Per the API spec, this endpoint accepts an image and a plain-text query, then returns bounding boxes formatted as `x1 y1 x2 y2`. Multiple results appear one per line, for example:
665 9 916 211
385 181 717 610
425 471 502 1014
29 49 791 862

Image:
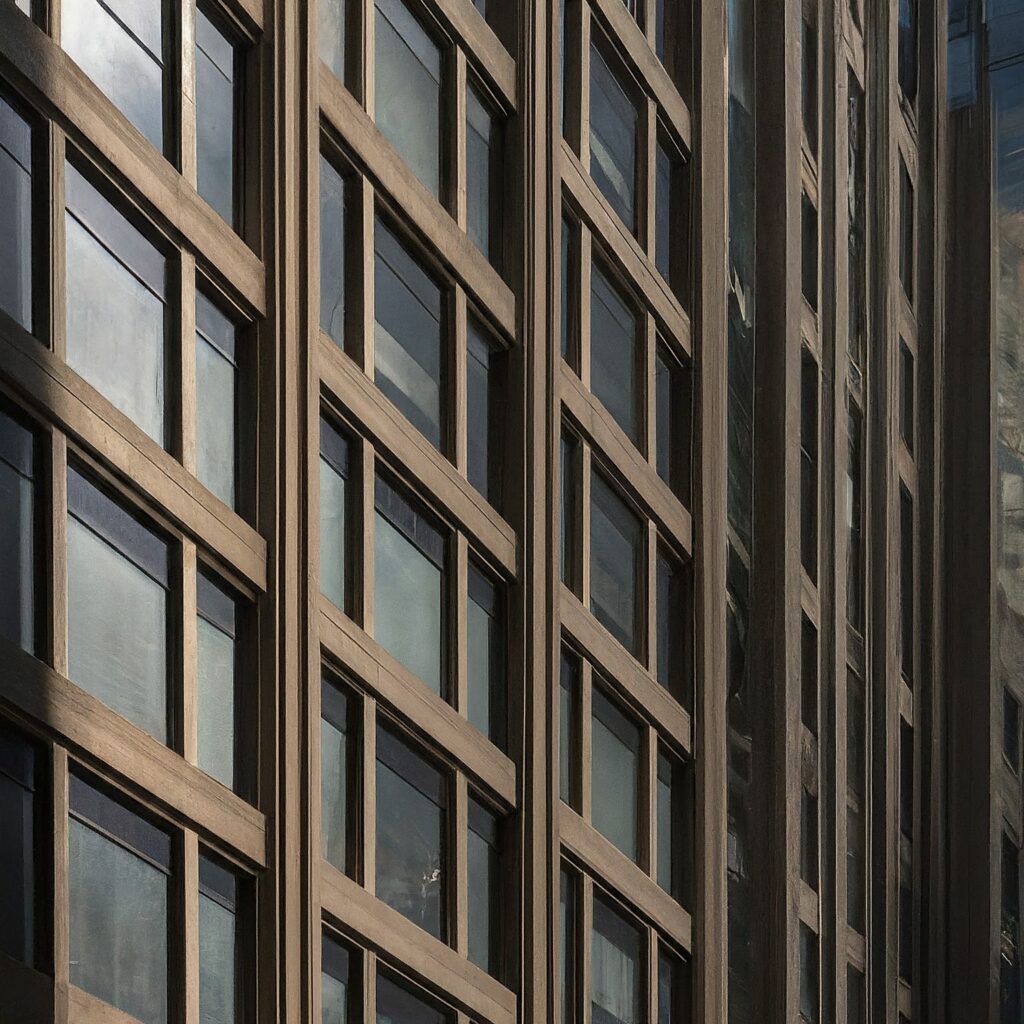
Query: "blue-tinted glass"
590 44 637 232
0 94 32 332
320 0 347 83
196 10 237 226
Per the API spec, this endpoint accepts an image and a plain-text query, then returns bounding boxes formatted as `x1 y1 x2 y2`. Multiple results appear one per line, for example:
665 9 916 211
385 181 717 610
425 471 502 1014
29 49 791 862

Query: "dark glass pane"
197 573 237 790
322 933 351 1024
655 143 671 282
900 488 914 685
899 837 913 982
846 967 865 1024
0 406 37 653
847 75 866 375
800 615 817 734
658 948 690 1024
800 787 818 890
561 868 578 1024
195 292 238 509
655 343 691 502
561 431 581 592
67 468 169 742
798 924 818 1023
0 720 37 966
591 686 640 861
591 264 639 444
467 83 502 265
800 14 817 156
321 676 353 875
320 156 347 348
65 164 168 445
591 893 642 1024
376 971 454 1024
589 43 637 233
374 476 446 694
900 721 914 839
801 191 818 311
375 0 441 196
62 0 165 150
320 418 351 614
374 220 443 447
590 472 643 655
196 9 237 226
69 777 170 1024
899 160 915 304
898 0 918 104
560 648 579 807
657 749 685 901
199 853 240 1024
468 564 506 747
846 802 866 933
467 321 504 508
375 725 446 939
800 350 819 583
467 797 501 977
319 0 348 85
846 400 864 631
0 94 32 332
900 338 914 453
1003 836 1021 1024
657 546 692 709
846 670 866 797
562 214 577 364
1006 688 1022 773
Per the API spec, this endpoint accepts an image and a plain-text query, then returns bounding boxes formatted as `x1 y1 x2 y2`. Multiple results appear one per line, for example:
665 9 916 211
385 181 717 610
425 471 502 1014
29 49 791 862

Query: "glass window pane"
376 725 446 939
320 156 347 348
561 868 578 1024
199 853 240 1024
655 141 688 300
658 948 689 1024
322 934 351 1024
196 292 238 508
377 972 454 1024
62 0 165 150
801 191 818 311
591 893 642 1024
196 9 238 226
468 564 506 747
0 93 33 332
847 966 865 1024
899 160 915 303
467 83 501 265
900 488 914 685
467 321 503 508
69 776 170 1024
846 400 864 632
561 214 578 366
467 797 500 977
374 476 445 694
655 344 691 501
65 164 167 445
656 546 691 708
847 75 866 374
590 472 642 655
798 924 818 1023
0 406 37 654
67 468 168 742
657 749 686 902
374 220 443 448
800 787 818 889
0 720 38 966
590 264 638 444
197 573 237 790
800 14 817 156
561 431 580 592
898 0 918 103
591 686 640 861
374 0 441 196
560 648 579 807
800 349 818 580
900 338 914 453
320 418 351 614
319 0 348 85
846 802 866 933
801 614 817 734
321 676 353 875
589 44 637 233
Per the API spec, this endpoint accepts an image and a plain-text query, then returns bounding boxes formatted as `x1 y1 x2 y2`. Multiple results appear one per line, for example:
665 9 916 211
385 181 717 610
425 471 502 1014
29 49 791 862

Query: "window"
1006 688 1022 774
375 724 447 939
466 82 502 265
589 42 638 233
562 214 578 364
319 0 350 86
0 720 39 967
655 342 691 502
374 219 444 449
801 614 817 734
656 545 692 709
800 786 818 890
377 970 454 1024
899 722 914 983
0 405 39 654
62 0 166 151
899 159 914 304
591 685 640 861
320 418 353 615
590 471 643 656
196 8 240 226
898 0 918 104
375 0 442 197
467 796 501 978
67 466 169 742
69 774 171 1024
467 321 504 508
320 155 348 348
847 74 866 374
196 572 239 790
199 852 247 1024
655 138 689 303
846 804 866 935
561 431 581 592
561 868 578 1024
656 747 688 903
321 675 355 875
798 923 819 1023
658 948 690 1024
66 162 169 445
801 191 818 311
847 967 866 1024
591 893 643 1024
899 487 914 685
560 648 580 807
654 0 691 99
800 348 818 580
322 932 352 1024
900 338 914 453
374 474 447 695
195 292 240 509
591 263 639 445
846 401 864 632
800 8 818 156
467 563 506 747
0 92 33 333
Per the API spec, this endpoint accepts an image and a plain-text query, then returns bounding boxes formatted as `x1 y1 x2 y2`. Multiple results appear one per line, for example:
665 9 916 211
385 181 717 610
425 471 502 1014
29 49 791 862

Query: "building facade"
0 0 1013 1022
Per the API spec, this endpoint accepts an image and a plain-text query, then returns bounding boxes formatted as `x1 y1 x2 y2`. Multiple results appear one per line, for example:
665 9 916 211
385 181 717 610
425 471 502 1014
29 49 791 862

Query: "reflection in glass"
69 775 170 1024
199 853 240 1024
320 419 351 614
322 933 351 1024
319 0 348 84
374 475 445 694
65 163 167 445
196 292 238 508
377 972 454 1024
591 686 640 861
320 156 347 348
197 573 237 790
67 468 168 742
0 720 37 966
590 43 637 232
0 407 36 654
0 94 32 331
467 84 501 264
467 321 503 508
196 9 238 226
62 0 165 150
374 220 443 447
590 264 638 444
321 676 353 875
375 0 441 196
590 472 642 655
468 564 505 747
591 893 642 1024
467 797 500 977
376 725 446 938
